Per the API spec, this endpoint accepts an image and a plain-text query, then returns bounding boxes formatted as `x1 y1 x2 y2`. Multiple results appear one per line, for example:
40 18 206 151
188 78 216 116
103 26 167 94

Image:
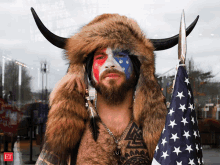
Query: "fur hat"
31 8 199 162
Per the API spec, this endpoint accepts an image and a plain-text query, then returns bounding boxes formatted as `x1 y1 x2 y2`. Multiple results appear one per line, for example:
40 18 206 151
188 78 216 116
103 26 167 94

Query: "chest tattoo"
119 122 150 165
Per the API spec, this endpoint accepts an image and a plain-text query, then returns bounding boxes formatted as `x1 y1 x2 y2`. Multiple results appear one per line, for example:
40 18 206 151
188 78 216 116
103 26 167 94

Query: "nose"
104 56 115 69
105 64 115 69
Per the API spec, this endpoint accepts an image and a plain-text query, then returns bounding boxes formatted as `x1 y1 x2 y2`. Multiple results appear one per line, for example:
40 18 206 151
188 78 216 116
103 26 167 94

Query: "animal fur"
45 13 167 163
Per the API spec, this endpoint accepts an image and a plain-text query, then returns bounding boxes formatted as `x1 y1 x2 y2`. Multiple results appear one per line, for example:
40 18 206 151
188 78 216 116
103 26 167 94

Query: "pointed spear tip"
182 9 185 18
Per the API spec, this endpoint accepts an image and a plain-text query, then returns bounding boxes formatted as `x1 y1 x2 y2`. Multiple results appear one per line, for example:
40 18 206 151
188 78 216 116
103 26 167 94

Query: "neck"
96 89 134 136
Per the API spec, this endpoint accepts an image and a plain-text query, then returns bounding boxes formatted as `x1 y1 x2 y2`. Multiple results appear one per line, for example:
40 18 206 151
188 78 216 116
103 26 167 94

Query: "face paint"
92 47 133 83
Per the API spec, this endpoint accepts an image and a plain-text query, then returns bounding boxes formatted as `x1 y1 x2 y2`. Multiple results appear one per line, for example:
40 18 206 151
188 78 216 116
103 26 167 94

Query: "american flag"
152 66 203 165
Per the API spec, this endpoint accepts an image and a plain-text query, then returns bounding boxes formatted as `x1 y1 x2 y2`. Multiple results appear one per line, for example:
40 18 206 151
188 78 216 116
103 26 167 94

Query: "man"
31 8 198 165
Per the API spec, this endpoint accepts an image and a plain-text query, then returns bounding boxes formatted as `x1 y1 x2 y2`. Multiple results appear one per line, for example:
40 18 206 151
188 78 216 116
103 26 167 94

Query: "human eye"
95 54 105 60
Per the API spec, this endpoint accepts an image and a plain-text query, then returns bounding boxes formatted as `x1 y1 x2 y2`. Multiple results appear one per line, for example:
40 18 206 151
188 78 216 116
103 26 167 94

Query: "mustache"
100 69 124 80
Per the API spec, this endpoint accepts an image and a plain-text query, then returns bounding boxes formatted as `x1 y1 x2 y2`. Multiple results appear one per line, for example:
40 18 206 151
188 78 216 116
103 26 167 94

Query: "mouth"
104 73 120 78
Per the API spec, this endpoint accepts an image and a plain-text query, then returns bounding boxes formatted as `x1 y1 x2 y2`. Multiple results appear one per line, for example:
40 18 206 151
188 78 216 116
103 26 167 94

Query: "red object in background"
0 102 23 134
4 152 13 161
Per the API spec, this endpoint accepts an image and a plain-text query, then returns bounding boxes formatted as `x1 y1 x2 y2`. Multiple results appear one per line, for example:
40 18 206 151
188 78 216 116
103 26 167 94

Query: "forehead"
94 48 107 55
94 47 130 56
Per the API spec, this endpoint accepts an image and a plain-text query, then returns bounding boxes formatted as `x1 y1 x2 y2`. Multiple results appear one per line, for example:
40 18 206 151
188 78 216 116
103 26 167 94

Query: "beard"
91 69 137 106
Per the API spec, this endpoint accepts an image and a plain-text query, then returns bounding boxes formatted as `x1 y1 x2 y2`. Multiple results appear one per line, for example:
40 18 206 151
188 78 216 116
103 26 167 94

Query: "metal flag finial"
178 10 187 64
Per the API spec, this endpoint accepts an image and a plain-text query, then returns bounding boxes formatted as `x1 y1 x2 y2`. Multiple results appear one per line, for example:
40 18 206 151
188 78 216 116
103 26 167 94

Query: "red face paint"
92 48 107 83
92 47 133 83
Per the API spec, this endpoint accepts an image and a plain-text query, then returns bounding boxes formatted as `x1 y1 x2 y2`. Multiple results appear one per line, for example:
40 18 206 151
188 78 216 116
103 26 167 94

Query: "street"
0 141 220 164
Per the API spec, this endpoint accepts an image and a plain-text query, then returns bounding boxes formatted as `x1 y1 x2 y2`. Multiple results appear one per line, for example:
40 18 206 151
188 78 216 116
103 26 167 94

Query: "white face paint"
92 47 133 83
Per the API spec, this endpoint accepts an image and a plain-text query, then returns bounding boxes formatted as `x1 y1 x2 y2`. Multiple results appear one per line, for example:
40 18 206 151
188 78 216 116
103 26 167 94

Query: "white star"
176 91 185 100
162 127 166 134
161 151 169 160
188 103 194 111
185 77 190 85
181 117 188 126
173 146 182 156
122 67 125 71
161 137 167 146
155 145 159 152
196 144 199 152
193 130 198 138
168 120 177 128
188 158 195 165
168 108 175 116
186 144 193 153
191 117 195 125
126 60 129 64
188 90 191 98
176 161 182 165
170 133 180 142
183 130 191 139
179 104 186 112
119 59 123 64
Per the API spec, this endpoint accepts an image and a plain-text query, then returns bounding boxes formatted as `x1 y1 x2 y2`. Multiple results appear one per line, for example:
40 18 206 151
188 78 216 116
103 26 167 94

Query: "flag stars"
161 137 168 146
193 130 198 138
173 146 182 156
185 77 190 85
185 144 193 153
122 67 125 71
188 90 191 98
181 117 188 126
183 130 191 139
196 144 199 152
188 103 194 111
155 145 159 152
119 59 123 64
188 158 195 165
176 91 185 100
161 151 169 160
179 104 186 112
191 117 195 125
168 120 177 128
126 60 129 64
162 127 166 134
168 108 175 116
176 161 182 165
170 133 180 142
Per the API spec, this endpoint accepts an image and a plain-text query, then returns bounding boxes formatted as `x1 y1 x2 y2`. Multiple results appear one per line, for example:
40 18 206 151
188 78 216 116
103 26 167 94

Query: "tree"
0 60 32 104
186 58 215 98
158 57 216 106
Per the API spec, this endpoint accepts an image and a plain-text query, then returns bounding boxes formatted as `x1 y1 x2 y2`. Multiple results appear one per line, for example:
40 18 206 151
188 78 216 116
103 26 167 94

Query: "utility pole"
41 61 49 104
216 95 219 120
2 56 5 99
15 60 26 109
41 62 44 103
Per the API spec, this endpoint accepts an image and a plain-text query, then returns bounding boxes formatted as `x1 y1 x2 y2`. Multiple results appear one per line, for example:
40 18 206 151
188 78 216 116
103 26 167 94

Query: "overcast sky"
0 0 219 92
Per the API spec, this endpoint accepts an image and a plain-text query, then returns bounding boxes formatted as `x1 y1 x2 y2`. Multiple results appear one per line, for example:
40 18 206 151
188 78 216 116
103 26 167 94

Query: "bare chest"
76 122 150 165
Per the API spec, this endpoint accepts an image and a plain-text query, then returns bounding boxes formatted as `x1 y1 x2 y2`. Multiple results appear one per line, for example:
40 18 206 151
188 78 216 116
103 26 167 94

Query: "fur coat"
36 13 167 165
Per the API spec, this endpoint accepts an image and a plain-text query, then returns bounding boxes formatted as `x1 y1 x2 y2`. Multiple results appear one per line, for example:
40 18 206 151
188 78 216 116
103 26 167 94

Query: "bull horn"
31 7 67 49
31 7 199 51
150 15 199 51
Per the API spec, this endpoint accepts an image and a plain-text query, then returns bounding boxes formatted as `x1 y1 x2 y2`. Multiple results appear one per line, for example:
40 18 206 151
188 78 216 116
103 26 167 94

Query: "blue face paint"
113 50 133 80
